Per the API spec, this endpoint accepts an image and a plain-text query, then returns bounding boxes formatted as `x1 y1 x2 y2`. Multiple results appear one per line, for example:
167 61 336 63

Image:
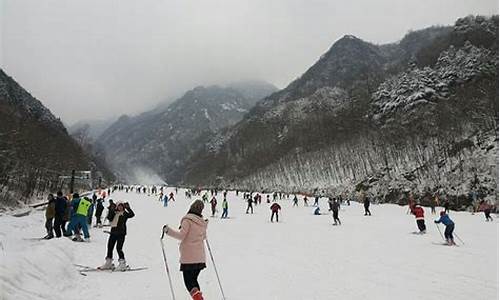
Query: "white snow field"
0 188 498 300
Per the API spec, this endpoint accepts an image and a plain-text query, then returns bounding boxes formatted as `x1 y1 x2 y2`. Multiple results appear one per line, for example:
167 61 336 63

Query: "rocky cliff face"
0 69 113 207
97 81 277 183
183 15 498 209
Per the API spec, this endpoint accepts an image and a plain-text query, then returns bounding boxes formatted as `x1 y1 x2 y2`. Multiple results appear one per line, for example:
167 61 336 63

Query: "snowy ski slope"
0 188 498 300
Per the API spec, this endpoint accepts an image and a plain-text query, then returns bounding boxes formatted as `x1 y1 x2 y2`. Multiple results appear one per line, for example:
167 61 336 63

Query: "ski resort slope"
0 189 498 300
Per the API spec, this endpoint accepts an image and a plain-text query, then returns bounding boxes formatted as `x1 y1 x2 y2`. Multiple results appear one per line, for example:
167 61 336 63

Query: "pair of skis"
75 263 148 276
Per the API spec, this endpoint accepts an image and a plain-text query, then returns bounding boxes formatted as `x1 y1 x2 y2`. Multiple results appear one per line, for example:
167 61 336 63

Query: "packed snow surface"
1 189 498 299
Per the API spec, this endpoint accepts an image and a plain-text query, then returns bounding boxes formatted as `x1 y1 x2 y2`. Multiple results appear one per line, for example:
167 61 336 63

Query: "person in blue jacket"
435 211 456 246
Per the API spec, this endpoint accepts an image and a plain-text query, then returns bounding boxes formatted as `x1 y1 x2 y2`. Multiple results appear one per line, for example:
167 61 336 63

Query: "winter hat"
73 193 80 199
440 211 446 216
188 200 204 216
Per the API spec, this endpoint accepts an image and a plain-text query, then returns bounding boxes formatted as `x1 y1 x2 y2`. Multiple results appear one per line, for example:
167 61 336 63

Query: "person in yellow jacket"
66 193 92 242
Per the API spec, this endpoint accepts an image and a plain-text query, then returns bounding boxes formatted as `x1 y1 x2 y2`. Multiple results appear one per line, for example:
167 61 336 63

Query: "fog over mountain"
1 0 497 124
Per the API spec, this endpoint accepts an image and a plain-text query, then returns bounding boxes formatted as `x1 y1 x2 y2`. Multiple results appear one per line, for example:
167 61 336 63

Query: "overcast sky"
1 0 497 124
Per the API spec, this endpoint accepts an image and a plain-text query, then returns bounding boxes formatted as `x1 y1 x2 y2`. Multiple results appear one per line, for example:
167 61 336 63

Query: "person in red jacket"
411 203 426 233
270 203 281 223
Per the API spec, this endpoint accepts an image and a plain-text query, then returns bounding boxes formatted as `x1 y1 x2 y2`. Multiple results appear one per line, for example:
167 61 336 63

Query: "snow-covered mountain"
97 81 277 183
0 69 113 207
183 15 499 210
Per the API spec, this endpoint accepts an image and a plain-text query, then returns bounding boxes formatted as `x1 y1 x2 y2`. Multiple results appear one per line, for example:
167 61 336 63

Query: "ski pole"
435 223 445 241
161 229 176 300
206 237 227 300
454 232 465 245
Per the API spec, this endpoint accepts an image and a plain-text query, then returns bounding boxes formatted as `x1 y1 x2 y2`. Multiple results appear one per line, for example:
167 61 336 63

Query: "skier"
443 199 450 213
221 198 229 219
292 195 298 207
53 191 68 238
246 195 254 214
332 199 341 225
66 194 92 242
313 196 319 206
169 192 175 202
99 202 135 271
266 194 270 204
44 194 56 239
270 202 281 222
163 200 208 300
313 207 321 215
364 195 371 216
163 194 169 207
479 200 494 221
158 192 164 202
430 194 439 214
434 211 456 246
210 197 217 217
411 203 426 233
95 198 105 227
303 195 309 206
202 193 208 203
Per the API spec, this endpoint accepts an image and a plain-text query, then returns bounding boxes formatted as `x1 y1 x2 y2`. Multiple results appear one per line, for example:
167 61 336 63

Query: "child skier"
270 202 281 222
411 203 426 233
99 202 135 271
434 211 456 246
164 200 208 300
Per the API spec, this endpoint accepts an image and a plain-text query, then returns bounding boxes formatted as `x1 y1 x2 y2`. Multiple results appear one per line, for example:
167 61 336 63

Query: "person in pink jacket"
164 200 208 300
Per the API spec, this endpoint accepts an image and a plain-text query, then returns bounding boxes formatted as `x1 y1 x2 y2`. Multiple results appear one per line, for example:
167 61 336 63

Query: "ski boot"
72 235 84 242
190 288 204 300
115 259 128 271
98 258 114 270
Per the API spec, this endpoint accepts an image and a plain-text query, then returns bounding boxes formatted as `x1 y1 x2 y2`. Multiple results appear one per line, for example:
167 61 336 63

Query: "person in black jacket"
53 191 68 238
99 202 135 271
95 198 105 228
364 196 371 216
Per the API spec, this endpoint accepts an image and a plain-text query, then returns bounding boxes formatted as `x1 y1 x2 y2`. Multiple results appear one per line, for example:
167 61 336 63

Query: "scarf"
111 211 124 227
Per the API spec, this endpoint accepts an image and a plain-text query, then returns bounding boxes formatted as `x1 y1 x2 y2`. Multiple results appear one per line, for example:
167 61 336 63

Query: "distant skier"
221 198 229 219
169 192 175 202
313 196 319 206
479 200 494 222
435 211 456 246
270 203 281 222
266 194 270 203
246 195 254 214
163 194 169 207
313 207 321 215
99 202 135 271
292 195 298 207
430 195 439 214
443 199 450 213
163 200 208 300
95 198 105 227
364 195 371 216
411 203 426 233
43 194 56 239
303 196 309 207
332 199 341 225
210 197 217 217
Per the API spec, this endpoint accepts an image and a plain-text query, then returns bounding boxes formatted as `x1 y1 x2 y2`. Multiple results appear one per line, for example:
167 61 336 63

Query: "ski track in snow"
0 189 498 300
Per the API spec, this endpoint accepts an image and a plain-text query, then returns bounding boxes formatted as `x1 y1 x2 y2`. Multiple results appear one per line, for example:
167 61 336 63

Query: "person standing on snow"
163 193 169 207
364 195 371 216
246 195 254 214
169 192 175 202
95 198 105 227
479 200 494 221
99 202 135 271
221 198 229 219
292 195 299 207
411 203 426 233
210 196 217 217
303 195 309 206
66 194 92 241
434 211 456 246
53 191 68 238
164 200 208 300
313 195 319 206
270 202 281 222
332 199 341 225
44 194 56 239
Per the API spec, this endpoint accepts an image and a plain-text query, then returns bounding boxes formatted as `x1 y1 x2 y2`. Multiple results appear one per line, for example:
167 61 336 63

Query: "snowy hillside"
0 189 498 299
183 15 499 210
